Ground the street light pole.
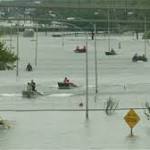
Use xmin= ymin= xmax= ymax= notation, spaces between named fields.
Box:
xmin=10 ymin=23 xmax=13 ymax=50
xmin=85 ymin=32 xmax=89 ymax=120
xmin=61 ymin=25 xmax=64 ymax=47
xmin=16 ymin=23 xmax=19 ymax=77
xmin=61 ymin=20 xmax=89 ymax=119
xmin=94 ymin=24 xmax=98 ymax=94
xmin=144 ymin=16 xmax=147 ymax=56
xmin=35 ymin=24 xmax=38 ymax=66
xmin=108 ymin=9 xmax=111 ymax=52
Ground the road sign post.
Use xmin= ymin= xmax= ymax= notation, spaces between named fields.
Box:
xmin=124 ymin=108 xmax=140 ymax=136
xmin=131 ymin=128 xmax=133 ymax=136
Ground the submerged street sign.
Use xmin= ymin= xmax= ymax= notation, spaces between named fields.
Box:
xmin=124 ymin=108 xmax=140 ymax=128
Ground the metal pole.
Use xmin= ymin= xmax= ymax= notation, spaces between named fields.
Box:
xmin=35 ymin=24 xmax=38 ymax=66
xmin=108 ymin=9 xmax=110 ymax=52
xmin=94 ymin=24 xmax=98 ymax=94
xmin=16 ymin=23 xmax=19 ymax=77
xmin=85 ymin=32 xmax=89 ymax=119
xmin=144 ymin=16 xmax=147 ymax=56
xmin=62 ymin=32 xmax=64 ymax=47
xmin=61 ymin=24 xmax=64 ymax=47
xmin=130 ymin=128 xmax=133 ymax=136
xmin=10 ymin=23 xmax=12 ymax=50
xmin=59 ymin=21 xmax=89 ymax=119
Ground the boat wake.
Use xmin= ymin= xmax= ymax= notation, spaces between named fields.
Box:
xmin=0 ymin=93 xmax=21 ymax=97
xmin=49 ymin=93 xmax=74 ymax=97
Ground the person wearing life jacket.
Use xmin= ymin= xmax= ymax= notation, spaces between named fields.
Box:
xmin=26 ymin=82 xmax=32 ymax=92
xmin=64 ymin=77 xmax=69 ymax=84
xmin=76 ymin=46 xmax=79 ymax=50
xmin=31 ymin=80 xmax=36 ymax=91
xmin=83 ymin=46 xmax=86 ymax=50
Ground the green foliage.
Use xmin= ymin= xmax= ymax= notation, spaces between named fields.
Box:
xmin=137 ymin=0 xmax=150 ymax=6
xmin=143 ymin=31 xmax=150 ymax=39
xmin=10 ymin=0 xmax=150 ymax=32
xmin=0 ymin=41 xmax=18 ymax=70
xmin=0 ymin=42 xmax=17 ymax=63
xmin=0 ymin=27 xmax=17 ymax=36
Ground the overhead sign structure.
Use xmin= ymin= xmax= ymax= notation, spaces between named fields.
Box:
xmin=124 ymin=108 xmax=140 ymax=136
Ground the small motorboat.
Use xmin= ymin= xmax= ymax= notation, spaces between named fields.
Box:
xmin=22 ymin=90 xmax=43 ymax=98
xmin=79 ymin=102 xmax=83 ymax=107
xmin=23 ymin=29 xmax=34 ymax=37
xmin=132 ymin=54 xmax=148 ymax=62
xmin=74 ymin=46 xmax=86 ymax=53
xmin=105 ymin=49 xmax=116 ymax=55
xmin=57 ymin=82 xmax=77 ymax=89
xmin=52 ymin=34 xmax=62 ymax=37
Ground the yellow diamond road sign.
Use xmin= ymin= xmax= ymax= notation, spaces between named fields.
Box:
xmin=124 ymin=108 xmax=140 ymax=128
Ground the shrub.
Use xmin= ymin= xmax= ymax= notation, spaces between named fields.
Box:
xmin=142 ymin=31 xmax=150 ymax=39
xmin=0 ymin=41 xmax=18 ymax=70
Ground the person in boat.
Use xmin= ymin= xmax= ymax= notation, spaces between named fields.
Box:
xmin=76 ymin=46 xmax=79 ymax=50
xmin=63 ymin=77 xmax=77 ymax=87
xmin=134 ymin=53 xmax=138 ymax=57
xmin=133 ymin=53 xmax=138 ymax=58
xmin=132 ymin=53 xmax=138 ymax=62
xmin=142 ymin=54 xmax=146 ymax=58
xmin=91 ymin=31 xmax=94 ymax=40
xmin=83 ymin=46 xmax=86 ymax=50
xmin=111 ymin=48 xmax=115 ymax=53
xmin=31 ymin=80 xmax=36 ymax=91
xmin=26 ymin=63 xmax=32 ymax=71
xmin=27 ymin=82 xmax=32 ymax=92
xmin=64 ymin=77 xmax=69 ymax=84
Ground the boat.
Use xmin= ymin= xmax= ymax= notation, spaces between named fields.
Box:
xmin=22 ymin=90 xmax=43 ymax=98
xmin=23 ymin=29 xmax=34 ymax=37
xmin=133 ymin=18 xmax=148 ymax=62
xmin=52 ymin=34 xmax=62 ymax=37
xmin=105 ymin=49 xmax=116 ymax=55
xmin=132 ymin=54 xmax=148 ymax=62
xmin=57 ymin=82 xmax=77 ymax=89
xmin=74 ymin=46 xmax=86 ymax=53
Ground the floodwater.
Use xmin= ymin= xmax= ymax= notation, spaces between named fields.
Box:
xmin=0 ymin=32 xmax=150 ymax=149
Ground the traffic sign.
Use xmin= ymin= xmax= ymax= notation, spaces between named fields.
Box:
xmin=124 ymin=108 xmax=140 ymax=128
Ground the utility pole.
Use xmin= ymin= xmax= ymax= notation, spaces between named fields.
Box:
xmin=50 ymin=20 xmax=89 ymax=119
xmin=16 ymin=23 xmax=19 ymax=77
xmin=144 ymin=16 xmax=147 ymax=56
xmin=9 ymin=23 xmax=13 ymax=50
xmin=85 ymin=33 xmax=89 ymax=120
xmin=35 ymin=24 xmax=38 ymax=66
xmin=94 ymin=24 xmax=98 ymax=94
xmin=108 ymin=9 xmax=111 ymax=52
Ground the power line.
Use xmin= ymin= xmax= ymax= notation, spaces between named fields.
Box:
xmin=0 ymin=107 xmax=148 ymax=112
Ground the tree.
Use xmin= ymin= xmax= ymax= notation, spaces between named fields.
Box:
xmin=0 ymin=41 xmax=18 ymax=70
